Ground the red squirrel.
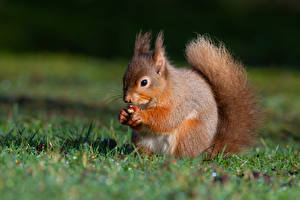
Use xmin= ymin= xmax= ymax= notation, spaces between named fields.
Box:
xmin=119 ymin=32 xmax=259 ymax=158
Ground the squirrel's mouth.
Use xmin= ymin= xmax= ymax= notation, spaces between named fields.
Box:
xmin=131 ymin=98 xmax=152 ymax=110
xmin=124 ymin=92 xmax=152 ymax=109
xmin=133 ymin=95 xmax=151 ymax=105
xmin=131 ymin=102 xmax=148 ymax=110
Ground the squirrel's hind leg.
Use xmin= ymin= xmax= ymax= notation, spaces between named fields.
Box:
xmin=173 ymin=119 xmax=215 ymax=158
xmin=131 ymin=130 xmax=154 ymax=157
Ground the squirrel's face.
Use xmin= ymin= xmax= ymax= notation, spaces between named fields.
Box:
xmin=122 ymin=31 xmax=167 ymax=107
xmin=123 ymin=56 xmax=167 ymax=107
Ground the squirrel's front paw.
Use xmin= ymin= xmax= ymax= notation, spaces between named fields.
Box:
xmin=119 ymin=106 xmax=142 ymax=127
xmin=127 ymin=111 xmax=142 ymax=127
xmin=119 ymin=109 xmax=129 ymax=124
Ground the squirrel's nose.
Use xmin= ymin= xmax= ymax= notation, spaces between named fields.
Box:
xmin=124 ymin=95 xmax=132 ymax=104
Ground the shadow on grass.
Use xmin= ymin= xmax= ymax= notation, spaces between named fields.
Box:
xmin=0 ymin=123 xmax=133 ymax=155
xmin=0 ymin=94 xmax=132 ymax=155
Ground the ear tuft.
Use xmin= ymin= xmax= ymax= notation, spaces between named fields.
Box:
xmin=155 ymin=31 xmax=164 ymax=50
xmin=153 ymin=31 xmax=166 ymax=75
xmin=134 ymin=32 xmax=151 ymax=56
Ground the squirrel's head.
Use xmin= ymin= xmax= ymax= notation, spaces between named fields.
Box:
xmin=123 ymin=32 xmax=168 ymax=106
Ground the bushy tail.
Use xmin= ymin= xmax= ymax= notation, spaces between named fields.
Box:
xmin=186 ymin=36 xmax=260 ymax=155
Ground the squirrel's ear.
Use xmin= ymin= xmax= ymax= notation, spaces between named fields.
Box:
xmin=153 ymin=31 xmax=166 ymax=76
xmin=134 ymin=32 xmax=151 ymax=56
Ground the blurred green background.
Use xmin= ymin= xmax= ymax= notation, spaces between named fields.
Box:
xmin=0 ymin=0 xmax=300 ymax=65
xmin=0 ymin=0 xmax=299 ymax=144
xmin=0 ymin=1 xmax=299 ymax=199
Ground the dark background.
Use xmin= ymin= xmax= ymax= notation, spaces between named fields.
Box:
xmin=0 ymin=0 xmax=299 ymax=66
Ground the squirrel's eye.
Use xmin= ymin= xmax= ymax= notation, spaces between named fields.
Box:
xmin=140 ymin=79 xmax=148 ymax=87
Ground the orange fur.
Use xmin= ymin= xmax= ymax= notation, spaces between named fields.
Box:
xmin=141 ymin=106 xmax=173 ymax=133
xmin=186 ymin=36 xmax=260 ymax=155
xmin=120 ymin=32 xmax=260 ymax=158
xmin=173 ymin=119 xmax=200 ymax=158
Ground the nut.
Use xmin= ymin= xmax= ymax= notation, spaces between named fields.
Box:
xmin=127 ymin=105 xmax=139 ymax=113
xmin=127 ymin=108 xmax=134 ymax=114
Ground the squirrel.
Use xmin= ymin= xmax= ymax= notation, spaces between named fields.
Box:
xmin=119 ymin=31 xmax=259 ymax=158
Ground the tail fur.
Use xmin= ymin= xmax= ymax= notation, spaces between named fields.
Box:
xmin=185 ymin=36 xmax=260 ymax=155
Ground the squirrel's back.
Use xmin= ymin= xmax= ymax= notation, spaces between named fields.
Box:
xmin=185 ymin=36 xmax=260 ymax=155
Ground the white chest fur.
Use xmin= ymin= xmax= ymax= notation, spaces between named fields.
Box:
xmin=136 ymin=110 xmax=199 ymax=155
xmin=138 ymin=131 xmax=177 ymax=155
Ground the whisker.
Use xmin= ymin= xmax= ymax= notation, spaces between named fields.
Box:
xmin=104 ymin=94 xmax=123 ymax=104
xmin=105 ymin=95 xmax=122 ymax=101
xmin=107 ymin=88 xmax=122 ymax=93
xmin=107 ymin=94 xmax=122 ymax=98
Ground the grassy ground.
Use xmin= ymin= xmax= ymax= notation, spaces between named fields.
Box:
xmin=0 ymin=53 xmax=299 ymax=200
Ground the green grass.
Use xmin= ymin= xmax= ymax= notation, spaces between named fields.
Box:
xmin=0 ymin=53 xmax=299 ymax=200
